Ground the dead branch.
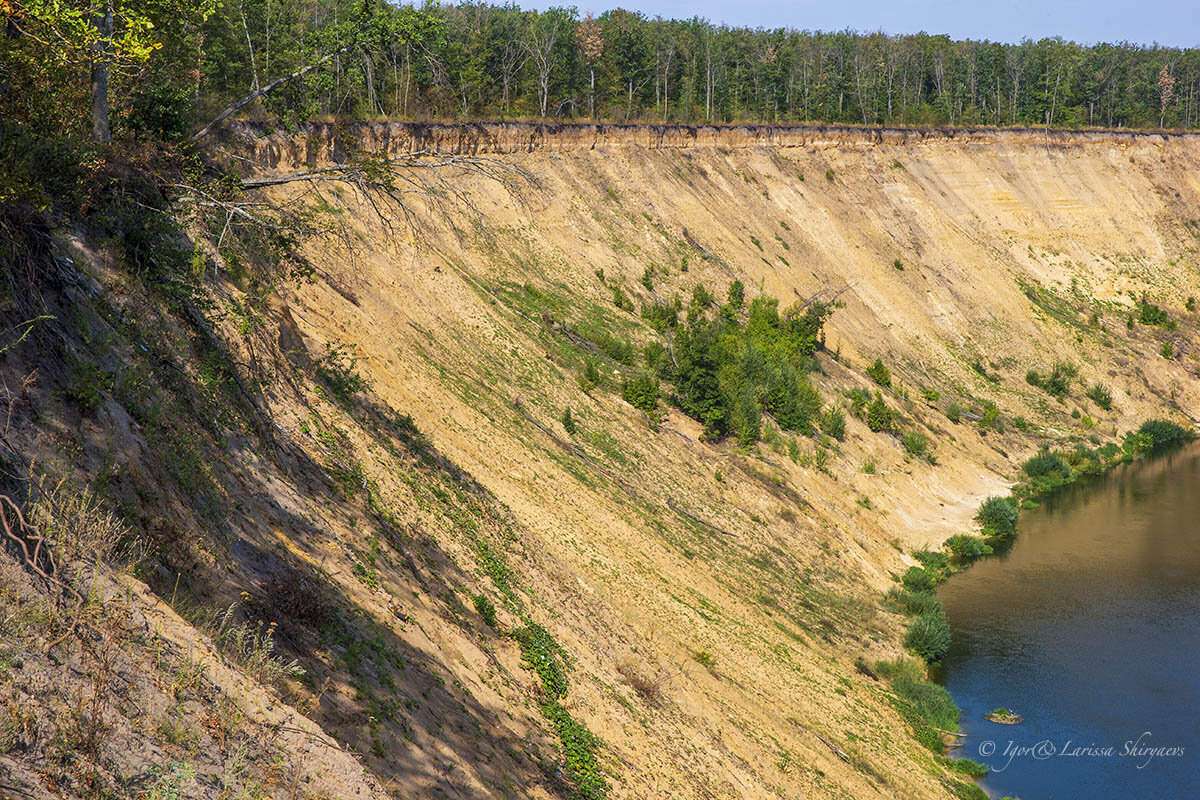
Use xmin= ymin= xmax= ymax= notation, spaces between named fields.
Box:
xmin=665 ymin=498 xmax=734 ymax=537
xmin=0 ymin=493 xmax=85 ymax=654
xmin=681 ymin=228 xmax=735 ymax=277
xmin=192 ymin=46 xmax=352 ymax=142
xmin=794 ymin=720 xmax=851 ymax=763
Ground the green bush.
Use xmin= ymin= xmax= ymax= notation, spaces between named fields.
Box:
xmin=667 ymin=292 xmax=832 ymax=442
xmin=946 ymin=758 xmax=989 ymax=778
xmin=580 ymin=359 xmax=601 ymax=390
xmin=905 ymin=611 xmax=952 ymax=662
xmin=945 ymin=402 xmax=962 ymax=423
xmin=901 ymin=566 xmax=937 ymax=594
xmin=641 ymin=301 xmax=679 ymax=332
xmin=560 ymin=407 xmax=577 ymax=436
xmin=611 ymin=285 xmax=633 ymax=311
xmin=866 ymin=394 xmax=898 ymax=433
xmin=726 ymin=279 xmax=745 ymax=309
xmin=821 ymin=406 xmax=846 ymax=440
xmin=1137 ymin=299 xmax=1172 ymax=327
xmin=641 ymin=265 xmax=655 ymax=291
xmin=315 ymin=344 xmax=367 ymax=406
xmin=944 ymin=534 xmax=993 ymax=561
xmin=1027 ymin=361 xmax=1076 ymax=399
xmin=1086 ymin=383 xmax=1113 ymax=410
xmin=913 ymin=550 xmax=950 ymax=575
xmin=473 ymin=594 xmax=497 ymax=627
xmin=846 ymin=388 xmax=872 ymax=417
xmin=976 ymin=495 xmax=1018 ymax=538
xmin=1022 ymin=449 xmax=1069 ymax=478
xmin=867 ymin=358 xmax=892 ymax=387
xmin=902 ymin=430 xmax=933 ymax=461
xmin=621 ymin=374 xmax=660 ymax=419
xmin=1137 ymin=419 xmax=1194 ymax=452
xmin=892 ymin=588 xmax=944 ymax=617
xmin=888 ymin=659 xmax=959 ymax=730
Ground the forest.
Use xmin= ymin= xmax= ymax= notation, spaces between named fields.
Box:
xmin=3 ymin=0 xmax=1200 ymax=172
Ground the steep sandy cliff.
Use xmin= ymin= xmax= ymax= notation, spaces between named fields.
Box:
xmin=3 ymin=122 xmax=1198 ymax=800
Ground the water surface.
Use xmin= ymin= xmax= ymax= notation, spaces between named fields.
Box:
xmin=937 ymin=443 xmax=1200 ymax=798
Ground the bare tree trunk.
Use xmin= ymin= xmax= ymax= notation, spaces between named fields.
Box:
xmin=91 ymin=1 xmax=113 ymax=143
xmin=238 ymin=0 xmax=261 ymax=91
xmin=193 ymin=46 xmax=351 ymax=141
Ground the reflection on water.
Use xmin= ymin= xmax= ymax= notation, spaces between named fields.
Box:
xmin=937 ymin=443 xmax=1200 ymax=799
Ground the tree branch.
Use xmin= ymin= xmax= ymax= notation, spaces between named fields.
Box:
xmin=192 ymin=46 xmax=351 ymax=142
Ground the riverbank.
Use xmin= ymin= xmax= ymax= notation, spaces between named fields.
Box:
xmin=935 ymin=440 xmax=1200 ymax=797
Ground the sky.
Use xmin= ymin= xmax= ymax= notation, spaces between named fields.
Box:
xmin=517 ymin=0 xmax=1199 ymax=48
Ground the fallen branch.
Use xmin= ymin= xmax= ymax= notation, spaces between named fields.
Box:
xmin=795 ymin=721 xmax=851 ymax=763
xmin=666 ymin=498 xmax=734 ymax=537
xmin=0 ymin=494 xmax=85 ymax=654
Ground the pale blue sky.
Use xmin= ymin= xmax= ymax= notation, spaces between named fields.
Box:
xmin=518 ymin=0 xmax=1198 ymax=48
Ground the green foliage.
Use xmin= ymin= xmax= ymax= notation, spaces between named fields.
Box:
xmin=943 ymin=534 xmax=993 ymax=561
xmin=1135 ymin=419 xmax=1194 ymax=452
xmin=978 ymin=401 xmax=1001 ymax=432
xmin=976 ymin=496 xmax=1018 ymax=538
xmin=621 ymin=373 xmax=660 ymax=420
xmin=913 ymin=549 xmax=950 ymax=576
xmin=1026 ymin=361 xmax=1076 ymax=399
xmin=514 ymin=621 xmax=568 ymax=699
xmin=1086 ymin=382 xmax=1113 ymax=410
xmin=821 ymin=406 xmax=846 ymax=440
xmin=315 ymin=344 xmax=367 ymax=406
xmin=1137 ymin=298 xmax=1172 ymax=327
xmin=1160 ymin=340 xmax=1174 ymax=359
xmin=905 ymin=611 xmax=952 ymax=662
xmin=726 ymin=280 xmax=745 ymax=309
xmin=945 ymin=402 xmax=962 ymax=423
xmin=824 ymin=168 xmax=835 ymax=181
xmin=1023 ymin=449 xmax=1069 ymax=478
xmin=877 ymin=657 xmax=959 ymax=753
xmin=473 ymin=594 xmax=497 ymax=627
xmin=902 ymin=430 xmax=933 ymax=462
xmin=866 ymin=393 xmax=897 ymax=433
xmin=580 ymin=359 xmax=602 ymax=390
xmin=901 ymin=566 xmax=937 ymax=594
xmin=946 ymin=758 xmax=989 ymax=778
xmin=641 ymin=299 xmax=680 ymax=332
xmin=692 ymin=649 xmax=716 ymax=668
xmin=66 ymin=358 xmax=109 ymax=415
xmin=866 ymin=358 xmax=892 ymax=387
xmin=664 ymin=292 xmax=832 ymax=443
xmin=587 ymin=331 xmax=635 ymax=365
xmin=540 ymin=700 xmax=609 ymax=800
xmin=892 ymin=588 xmax=944 ymax=617
xmin=640 ymin=265 xmax=655 ymax=291
xmin=846 ymin=388 xmax=872 ymax=417
xmin=561 ymin=407 xmax=577 ymax=436
xmin=611 ymin=285 xmax=633 ymax=312
xmin=892 ymin=258 xmax=904 ymax=271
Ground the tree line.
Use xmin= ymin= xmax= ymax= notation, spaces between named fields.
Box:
xmin=3 ymin=0 xmax=1199 ymax=163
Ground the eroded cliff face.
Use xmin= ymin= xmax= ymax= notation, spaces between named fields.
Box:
xmin=4 ymin=123 xmax=1198 ymax=800
xmin=224 ymin=118 xmax=1199 ymax=163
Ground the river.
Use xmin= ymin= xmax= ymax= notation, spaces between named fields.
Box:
xmin=936 ymin=443 xmax=1200 ymax=798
